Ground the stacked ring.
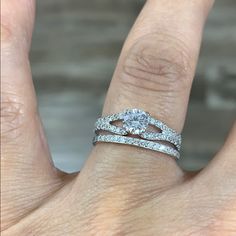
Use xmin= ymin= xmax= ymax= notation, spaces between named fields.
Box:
xmin=93 ymin=108 xmax=182 ymax=159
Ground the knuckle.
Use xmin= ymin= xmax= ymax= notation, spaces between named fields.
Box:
xmin=1 ymin=15 xmax=29 ymax=56
xmin=1 ymin=17 xmax=15 ymax=48
xmin=1 ymin=91 xmax=27 ymax=140
xmin=1 ymin=22 xmax=12 ymax=43
xmin=0 ymin=17 xmax=20 ymax=60
xmin=120 ymin=34 xmax=193 ymax=94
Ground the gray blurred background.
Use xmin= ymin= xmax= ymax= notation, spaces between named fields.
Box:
xmin=31 ymin=0 xmax=236 ymax=173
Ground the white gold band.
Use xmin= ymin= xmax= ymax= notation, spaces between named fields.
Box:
xmin=93 ymin=134 xmax=180 ymax=159
xmin=93 ymin=108 xmax=182 ymax=159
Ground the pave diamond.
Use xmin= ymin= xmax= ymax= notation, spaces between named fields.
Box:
xmin=123 ymin=109 xmax=150 ymax=135
xmin=93 ymin=134 xmax=180 ymax=159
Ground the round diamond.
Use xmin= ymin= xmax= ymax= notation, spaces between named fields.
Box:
xmin=123 ymin=109 xmax=149 ymax=135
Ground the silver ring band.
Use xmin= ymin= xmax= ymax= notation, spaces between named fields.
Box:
xmin=93 ymin=134 xmax=180 ymax=159
xmin=93 ymin=108 xmax=182 ymax=159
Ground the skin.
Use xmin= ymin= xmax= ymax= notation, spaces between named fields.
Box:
xmin=1 ymin=0 xmax=236 ymax=235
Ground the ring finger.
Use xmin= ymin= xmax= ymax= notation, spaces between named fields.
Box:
xmin=83 ymin=0 xmax=214 ymax=188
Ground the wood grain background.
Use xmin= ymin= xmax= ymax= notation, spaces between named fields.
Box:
xmin=31 ymin=0 xmax=236 ymax=173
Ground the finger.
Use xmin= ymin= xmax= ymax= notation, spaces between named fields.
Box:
xmin=1 ymin=0 xmax=65 ymax=230
xmin=197 ymin=121 xmax=236 ymax=192
xmin=104 ymin=0 xmax=214 ymax=131
xmin=84 ymin=0 xmax=214 ymax=188
xmin=191 ymin=121 xmax=236 ymax=231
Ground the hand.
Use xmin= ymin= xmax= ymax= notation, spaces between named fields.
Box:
xmin=1 ymin=0 xmax=236 ymax=235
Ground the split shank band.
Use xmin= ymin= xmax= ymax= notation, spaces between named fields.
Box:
xmin=93 ymin=109 xmax=182 ymax=159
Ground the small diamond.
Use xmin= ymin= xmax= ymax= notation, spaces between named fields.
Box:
xmin=123 ymin=109 xmax=150 ymax=135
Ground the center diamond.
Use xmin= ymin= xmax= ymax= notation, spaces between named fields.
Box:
xmin=123 ymin=109 xmax=149 ymax=135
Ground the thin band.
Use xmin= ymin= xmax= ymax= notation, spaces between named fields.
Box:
xmin=95 ymin=109 xmax=181 ymax=151
xmin=93 ymin=134 xmax=180 ymax=159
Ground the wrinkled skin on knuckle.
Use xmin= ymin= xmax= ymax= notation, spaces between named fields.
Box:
xmin=1 ymin=91 xmax=27 ymax=141
xmin=1 ymin=21 xmax=13 ymax=45
xmin=119 ymin=34 xmax=193 ymax=95
xmin=1 ymin=16 xmax=19 ymax=54
xmin=1 ymin=170 xmax=65 ymax=233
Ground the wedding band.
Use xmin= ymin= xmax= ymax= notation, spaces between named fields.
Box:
xmin=93 ymin=134 xmax=180 ymax=159
xmin=93 ymin=108 xmax=182 ymax=159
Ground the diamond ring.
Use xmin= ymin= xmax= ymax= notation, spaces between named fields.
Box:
xmin=93 ymin=108 xmax=182 ymax=159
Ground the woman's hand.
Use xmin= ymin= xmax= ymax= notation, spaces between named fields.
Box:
xmin=1 ymin=0 xmax=236 ymax=235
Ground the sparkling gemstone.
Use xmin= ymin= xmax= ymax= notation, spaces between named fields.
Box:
xmin=123 ymin=109 xmax=149 ymax=135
